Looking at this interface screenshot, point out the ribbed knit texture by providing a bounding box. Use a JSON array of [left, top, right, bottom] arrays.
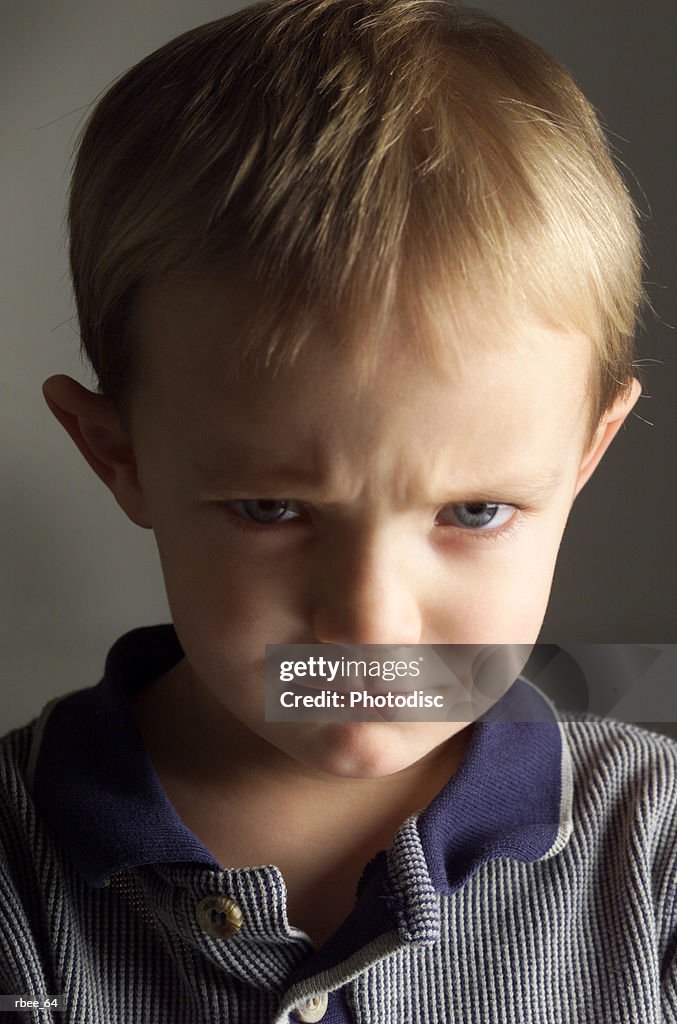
[[1, 710, 675, 1023]]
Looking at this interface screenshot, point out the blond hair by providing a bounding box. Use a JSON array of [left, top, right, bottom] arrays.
[[68, 0, 643, 440]]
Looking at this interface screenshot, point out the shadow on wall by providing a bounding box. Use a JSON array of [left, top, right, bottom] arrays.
[[1, 457, 169, 734], [524, 645, 677, 742]]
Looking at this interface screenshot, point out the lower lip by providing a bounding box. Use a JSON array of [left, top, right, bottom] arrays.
[[277, 682, 437, 696]]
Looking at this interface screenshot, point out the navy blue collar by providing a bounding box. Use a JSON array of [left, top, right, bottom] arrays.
[[29, 625, 572, 897]]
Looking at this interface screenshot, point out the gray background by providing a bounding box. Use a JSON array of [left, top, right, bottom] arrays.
[[2, 0, 675, 735]]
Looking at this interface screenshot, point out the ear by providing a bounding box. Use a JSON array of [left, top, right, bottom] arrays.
[[42, 375, 152, 528], [574, 378, 642, 498]]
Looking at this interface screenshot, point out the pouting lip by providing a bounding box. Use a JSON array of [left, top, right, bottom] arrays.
[[272, 680, 449, 697]]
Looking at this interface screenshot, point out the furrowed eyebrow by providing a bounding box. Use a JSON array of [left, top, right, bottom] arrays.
[[192, 454, 565, 503], [192, 454, 321, 491], [459, 468, 566, 502]]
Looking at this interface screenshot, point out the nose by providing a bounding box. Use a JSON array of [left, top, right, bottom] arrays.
[[311, 524, 423, 646]]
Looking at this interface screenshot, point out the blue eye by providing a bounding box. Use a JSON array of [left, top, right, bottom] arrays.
[[436, 502, 514, 530], [227, 499, 302, 524]]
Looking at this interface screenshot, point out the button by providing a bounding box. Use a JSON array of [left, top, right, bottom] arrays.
[[195, 895, 243, 939], [293, 992, 329, 1022]]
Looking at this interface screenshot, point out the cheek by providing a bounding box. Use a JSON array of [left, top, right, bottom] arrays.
[[153, 517, 307, 650], [493, 520, 569, 637], [427, 524, 565, 643]]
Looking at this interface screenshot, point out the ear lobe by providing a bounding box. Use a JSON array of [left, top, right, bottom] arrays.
[[42, 374, 152, 528], [574, 378, 642, 498]]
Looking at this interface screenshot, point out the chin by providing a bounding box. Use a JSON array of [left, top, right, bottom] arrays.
[[293, 720, 438, 779]]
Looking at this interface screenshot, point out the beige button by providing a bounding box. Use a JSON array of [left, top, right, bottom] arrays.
[[293, 992, 329, 1022], [195, 895, 243, 939]]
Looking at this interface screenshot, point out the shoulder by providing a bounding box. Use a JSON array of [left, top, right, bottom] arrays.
[[560, 712, 676, 784], [0, 708, 75, 901], [0, 699, 89, 872], [557, 715, 676, 966], [558, 712, 676, 869], [0, 718, 58, 990], [0, 718, 40, 835], [0, 716, 52, 894]]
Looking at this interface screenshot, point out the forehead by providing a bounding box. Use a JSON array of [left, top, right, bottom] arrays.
[[132, 272, 592, 475], [135, 269, 592, 382]]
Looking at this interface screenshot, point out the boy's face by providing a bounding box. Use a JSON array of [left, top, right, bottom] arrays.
[[46, 274, 640, 780]]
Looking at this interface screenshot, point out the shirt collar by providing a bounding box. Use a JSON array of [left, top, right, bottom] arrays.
[[29, 625, 572, 893]]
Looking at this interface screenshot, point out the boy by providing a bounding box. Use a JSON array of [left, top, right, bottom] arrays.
[[1, 1, 674, 1021]]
